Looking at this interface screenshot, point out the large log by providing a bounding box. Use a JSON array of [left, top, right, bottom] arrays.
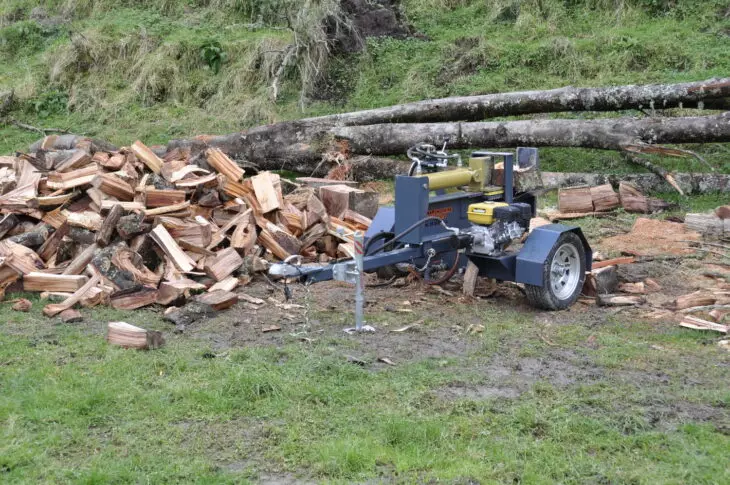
[[168, 113, 730, 175]]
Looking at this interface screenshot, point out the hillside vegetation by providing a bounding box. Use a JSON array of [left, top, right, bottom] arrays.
[[1, 0, 729, 172]]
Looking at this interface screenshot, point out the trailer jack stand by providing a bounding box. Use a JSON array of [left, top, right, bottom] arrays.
[[335, 232, 376, 334]]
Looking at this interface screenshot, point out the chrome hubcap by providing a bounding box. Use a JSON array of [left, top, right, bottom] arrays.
[[550, 243, 580, 300]]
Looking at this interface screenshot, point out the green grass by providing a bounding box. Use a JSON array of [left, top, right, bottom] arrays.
[[1, 293, 729, 483]]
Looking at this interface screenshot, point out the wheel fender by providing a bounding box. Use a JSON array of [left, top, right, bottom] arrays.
[[515, 224, 592, 287]]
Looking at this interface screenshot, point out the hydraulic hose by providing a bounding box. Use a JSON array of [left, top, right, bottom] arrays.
[[369, 216, 450, 256], [425, 251, 461, 286]]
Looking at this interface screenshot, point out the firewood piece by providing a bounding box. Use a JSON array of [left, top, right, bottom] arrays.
[[174, 173, 217, 189], [207, 208, 252, 249], [619, 182, 670, 213], [558, 186, 593, 213], [679, 315, 728, 333], [591, 257, 635, 269], [584, 265, 618, 296], [163, 301, 217, 326], [197, 189, 221, 207], [156, 279, 206, 305], [709, 309, 729, 322], [230, 216, 256, 252], [62, 243, 98, 275], [59, 309, 83, 323], [0, 240, 45, 275], [61, 210, 102, 232], [462, 260, 479, 297], [46, 164, 98, 190], [319, 184, 353, 219], [54, 149, 91, 172], [0, 214, 18, 239], [208, 276, 239, 293], [91, 243, 138, 290], [596, 294, 646, 306], [37, 222, 70, 261], [111, 248, 161, 286], [203, 247, 243, 281], [343, 209, 372, 229], [258, 222, 302, 260], [8, 231, 46, 249], [116, 213, 151, 239], [99, 200, 144, 212], [715, 205, 730, 220], [618, 282, 645, 294], [206, 148, 244, 182], [163, 216, 212, 248], [674, 291, 716, 310], [110, 286, 159, 310], [80, 286, 110, 307], [11, 298, 32, 312], [131, 140, 163, 174], [250, 172, 281, 213], [337, 243, 355, 259], [150, 224, 195, 272], [101, 153, 125, 170], [590, 184, 620, 212], [143, 201, 190, 218], [43, 273, 101, 317], [32, 192, 77, 209], [144, 188, 186, 208], [23, 273, 88, 292], [194, 290, 238, 311], [95, 204, 124, 247], [92, 173, 134, 200], [278, 202, 304, 236], [300, 222, 328, 250], [107, 321, 164, 350]]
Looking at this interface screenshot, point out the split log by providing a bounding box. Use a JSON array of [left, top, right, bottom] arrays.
[[116, 213, 150, 239], [319, 184, 379, 219], [618, 282, 645, 294], [194, 290, 238, 311], [110, 286, 159, 310], [131, 140, 163, 174], [59, 308, 83, 323], [38, 222, 70, 261], [23, 273, 88, 292], [591, 257, 635, 269], [582, 265, 618, 297], [203, 247, 243, 281], [144, 188, 186, 208], [0, 240, 45, 275], [206, 148, 244, 182], [100, 200, 145, 212], [111, 248, 161, 286], [679, 315, 728, 334], [156, 279, 206, 305], [107, 321, 164, 349], [62, 243, 98, 275], [208, 276, 239, 293], [92, 174, 134, 200], [54, 149, 91, 172], [597, 294, 646, 306], [674, 291, 716, 310], [43, 273, 101, 317], [558, 186, 593, 213], [95, 205, 123, 247], [250, 172, 281, 213], [46, 164, 97, 190], [462, 260, 479, 297], [150, 225, 195, 272], [0, 214, 18, 239]]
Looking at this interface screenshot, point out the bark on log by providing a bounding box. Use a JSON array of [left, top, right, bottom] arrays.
[[168, 113, 730, 173], [297, 77, 730, 126]]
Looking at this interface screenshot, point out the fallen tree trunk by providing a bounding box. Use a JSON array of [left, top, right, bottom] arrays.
[[169, 113, 730, 171], [300, 77, 730, 126]]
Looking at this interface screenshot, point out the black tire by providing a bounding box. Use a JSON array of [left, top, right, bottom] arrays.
[[525, 232, 586, 310]]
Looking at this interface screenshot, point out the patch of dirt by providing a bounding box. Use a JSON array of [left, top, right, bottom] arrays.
[[329, 0, 412, 53]]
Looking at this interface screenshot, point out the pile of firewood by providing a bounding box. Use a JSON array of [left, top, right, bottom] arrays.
[[0, 136, 376, 318]]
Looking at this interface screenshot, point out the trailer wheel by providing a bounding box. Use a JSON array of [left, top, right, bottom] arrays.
[[525, 232, 586, 310]]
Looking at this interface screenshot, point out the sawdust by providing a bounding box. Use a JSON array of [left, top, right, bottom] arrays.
[[600, 217, 701, 256]]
